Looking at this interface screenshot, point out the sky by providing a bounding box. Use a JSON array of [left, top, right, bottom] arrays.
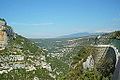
[[0, 0, 120, 38]]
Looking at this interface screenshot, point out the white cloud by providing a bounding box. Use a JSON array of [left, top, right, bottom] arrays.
[[112, 19, 120, 21], [10, 22, 54, 26], [95, 30, 113, 33]]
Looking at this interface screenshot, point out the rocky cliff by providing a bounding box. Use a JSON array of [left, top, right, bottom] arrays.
[[0, 19, 55, 80], [0, 18, 14, 49]]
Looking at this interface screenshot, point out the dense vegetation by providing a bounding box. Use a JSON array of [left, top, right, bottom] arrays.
[[101, 31, 120, 39], [0, 34, 53, 80], [0, 68, 53, 80], [58, 46, 114, 80], [31, 32, 120, 80], [0, 34, 44, 56]]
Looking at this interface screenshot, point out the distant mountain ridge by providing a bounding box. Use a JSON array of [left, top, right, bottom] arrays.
[[58, 32, 106, 38]]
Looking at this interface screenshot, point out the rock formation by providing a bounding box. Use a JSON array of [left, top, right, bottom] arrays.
[[0, 18, 14, 49]]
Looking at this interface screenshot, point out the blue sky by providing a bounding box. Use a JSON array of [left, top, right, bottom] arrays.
[[0, 0, 120, 38]]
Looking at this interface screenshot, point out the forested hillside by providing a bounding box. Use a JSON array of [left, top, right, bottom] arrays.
[[31, 31, 120, 80]]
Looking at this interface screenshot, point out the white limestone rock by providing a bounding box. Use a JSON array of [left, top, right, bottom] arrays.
[[83, 55, 94, 70]]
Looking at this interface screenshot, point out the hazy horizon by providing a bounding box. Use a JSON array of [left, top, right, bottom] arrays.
[[1, 0, 120, 38]]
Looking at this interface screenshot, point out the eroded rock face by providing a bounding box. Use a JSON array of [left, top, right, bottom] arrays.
[[0, 26, 8, 49], [83, 55, 94, 70], [0, 19, 14, 49]]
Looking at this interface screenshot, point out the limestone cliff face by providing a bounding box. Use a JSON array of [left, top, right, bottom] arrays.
[[83, 55, 94, 70], [0, 19, 14, 49]]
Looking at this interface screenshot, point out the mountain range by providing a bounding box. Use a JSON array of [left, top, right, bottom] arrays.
[[58, 32, 106, 38]]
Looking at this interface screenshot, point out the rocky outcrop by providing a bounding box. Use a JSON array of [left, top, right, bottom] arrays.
[[83, 55, 94, 70], [0, 19, 55, 80], [0, 19, 15, 49]]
